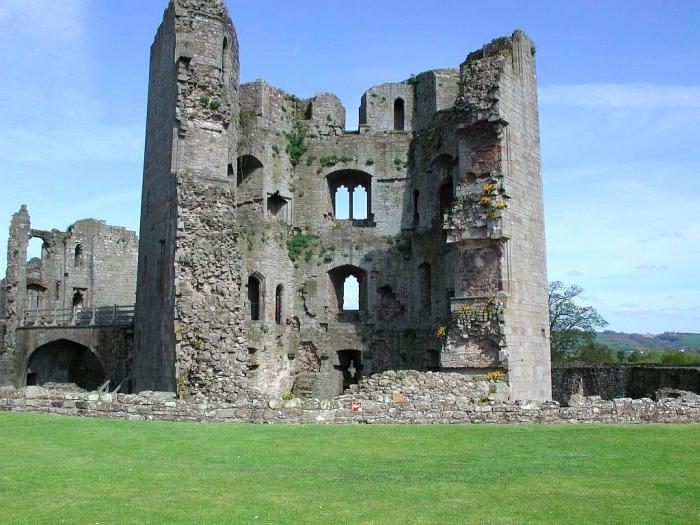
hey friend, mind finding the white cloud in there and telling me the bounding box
[540,83,700,109]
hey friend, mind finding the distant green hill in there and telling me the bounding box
[595,331,700,353]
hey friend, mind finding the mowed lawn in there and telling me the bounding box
[0,414,698,524]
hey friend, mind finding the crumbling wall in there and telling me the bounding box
[2,206,30,357]
[448,32,551,400]
[131,0,552,403]
[2,381,698,425]
[552,364,700,405]
[174,175,247,401]
[26,220,138,314]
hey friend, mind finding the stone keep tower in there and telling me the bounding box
[135,0,551,402]
[134,0,245,396]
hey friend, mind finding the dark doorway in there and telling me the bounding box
[27,339,105,390]
[336,350,362,393]
[248,274,262,321]
[439,181,454,217]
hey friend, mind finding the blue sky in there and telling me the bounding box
[1,0,698,334]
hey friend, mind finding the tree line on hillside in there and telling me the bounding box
[548,281,700,366]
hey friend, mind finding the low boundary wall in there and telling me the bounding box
[2,384,698,425]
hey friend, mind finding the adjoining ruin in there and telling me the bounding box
[1,0,552,404]
[0,206,138,391]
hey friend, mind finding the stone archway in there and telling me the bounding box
[26,339,105,390]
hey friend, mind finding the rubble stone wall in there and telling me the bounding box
[552,364,700,405]
[1,371,698,425]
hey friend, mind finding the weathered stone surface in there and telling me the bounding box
[1,382,698,425]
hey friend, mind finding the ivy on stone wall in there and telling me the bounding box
[284,121,308,167]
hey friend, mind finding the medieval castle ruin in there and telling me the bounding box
[0,0,552,403]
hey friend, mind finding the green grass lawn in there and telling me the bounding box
[0,414,698,524]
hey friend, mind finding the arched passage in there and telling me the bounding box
[26,339,105,390]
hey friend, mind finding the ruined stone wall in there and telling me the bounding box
[131,1,552,402]
[1,206,30,356]
[444,32,550,400]
[412,69,460,131]
[15,326,133,390]
[359,82,415,132]
[27,220,138,313]
[136,0,242,397]
[493,32,551,401]
[2,380,698,425]
[552,364,700,405]
[0,208,138,390]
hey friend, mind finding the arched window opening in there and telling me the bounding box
[237,155,263,188]
[394,98,405,131]
[328,265,367,314]
[418,262,432,313]
[74,244,83,267]
[327,170,373,225]
[248,274,263,321]
[221,37,228,80]
[275,284,284,325]
[334,186,350,219]
[343,276,359,311]
[227,163,234,179]
[352,185,368,220]
[413,189,420,227]
[439,181,454,217]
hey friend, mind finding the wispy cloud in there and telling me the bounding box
[0,0,141,163]
[636,264,668,271]
[540,83,700,108]
[615,305,700,318]
[566,270,583,276]
[637,231,685,243]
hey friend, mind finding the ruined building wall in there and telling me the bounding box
[135,0,247,400]
[133,0,551,401]
[26,220,138,313]
[1,206,30,358]
[1,206,138,389]
[438,32,551,401]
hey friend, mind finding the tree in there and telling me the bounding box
[548,281,608,360]
[574,341,617,363]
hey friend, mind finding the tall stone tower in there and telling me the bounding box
[134,0,246,398]
[443,32,552,400]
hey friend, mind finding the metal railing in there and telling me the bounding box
[21,305,135,328]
